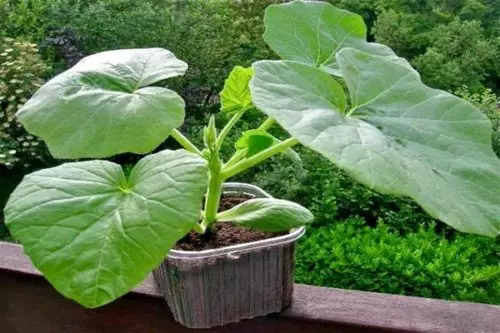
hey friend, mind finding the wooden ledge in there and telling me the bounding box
[1,241,498,333]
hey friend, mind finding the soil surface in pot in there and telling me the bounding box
[175,194,286,251]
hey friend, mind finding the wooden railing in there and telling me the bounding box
[1,241,498,333]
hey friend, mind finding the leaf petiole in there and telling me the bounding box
[171,129,203,157]
[258,117,275,131]
[221,137,299,180]
[216,107,249,150]
[193,223,206,234]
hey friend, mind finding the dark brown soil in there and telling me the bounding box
[175,194,286,251]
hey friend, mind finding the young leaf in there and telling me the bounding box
[220,66,254,112]
[235,129,275,157]
[217,198,313,232]
[4,149,208,308]
[250,50,500,237]
[203,115,218,152]
[235,129,302,164]
[16,48,188,159]
[263,0,411,75]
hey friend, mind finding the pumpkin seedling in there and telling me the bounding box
[4,0,499,309]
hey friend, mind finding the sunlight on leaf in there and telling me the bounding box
[4,150,208,307]
[217,198,313,232]
[251,48,500,237]
[17,48,187,159]
[220,66,254,112]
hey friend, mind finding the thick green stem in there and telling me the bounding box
[202,171,224,229]
[221,138,299,180]
[171,129,203,157]
[193,223,205,234]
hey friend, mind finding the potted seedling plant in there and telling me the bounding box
[3,0,499,329]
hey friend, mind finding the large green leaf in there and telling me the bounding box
[17,48,187,159]
[217,198,313,232]
[4,149,208,307]
[250,51,500,237]
[263,0,411,75]
[220,66,254,112]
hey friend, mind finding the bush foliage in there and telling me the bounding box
[0,37,51,169]
[296,218,500,304]
[326,0,500,92]
[1,0,498,95]
[0,0,278,112]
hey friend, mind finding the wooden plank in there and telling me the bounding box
[286,285,500,333]
[1,271,373,333]
[1,241,499,333]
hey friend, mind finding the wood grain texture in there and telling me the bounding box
[0,272,378,333]
[1,241,499,333]
[286,285,500,333]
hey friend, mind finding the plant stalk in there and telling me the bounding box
[224,149,246,168]
[216,107,252,150]
[258,117,275,131]
[202,170,224,229]
[193,223,205,234]
[221,137,299,180]
[171,129,203,157]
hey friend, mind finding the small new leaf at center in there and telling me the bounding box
[220,66,254,112]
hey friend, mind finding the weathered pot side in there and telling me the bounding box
[152,183,306,328]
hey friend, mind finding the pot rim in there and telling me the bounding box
[167,182,306,260]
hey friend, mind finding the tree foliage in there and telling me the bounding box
[324,0,500,92]
[373,0,500,92]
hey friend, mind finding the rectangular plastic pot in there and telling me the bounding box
[152,182,306,328]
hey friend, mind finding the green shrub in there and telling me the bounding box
[0,37,52,169]
[296,218,500,304]
[0,0,279,171]
[372,1,500,92]
[0,0,52,40]
[1,0,276,113]
[0,0,86,41]
[56,0,276,111]
[412,19,499,92]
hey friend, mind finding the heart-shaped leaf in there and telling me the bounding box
[235,129,302,164]
[217,198,313,232]
[4,149,208,307]
[235,129,275,157]
[263,0,411,75]
[250,50,500,237]
[17,48,188,159]
[220,66,254,112]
